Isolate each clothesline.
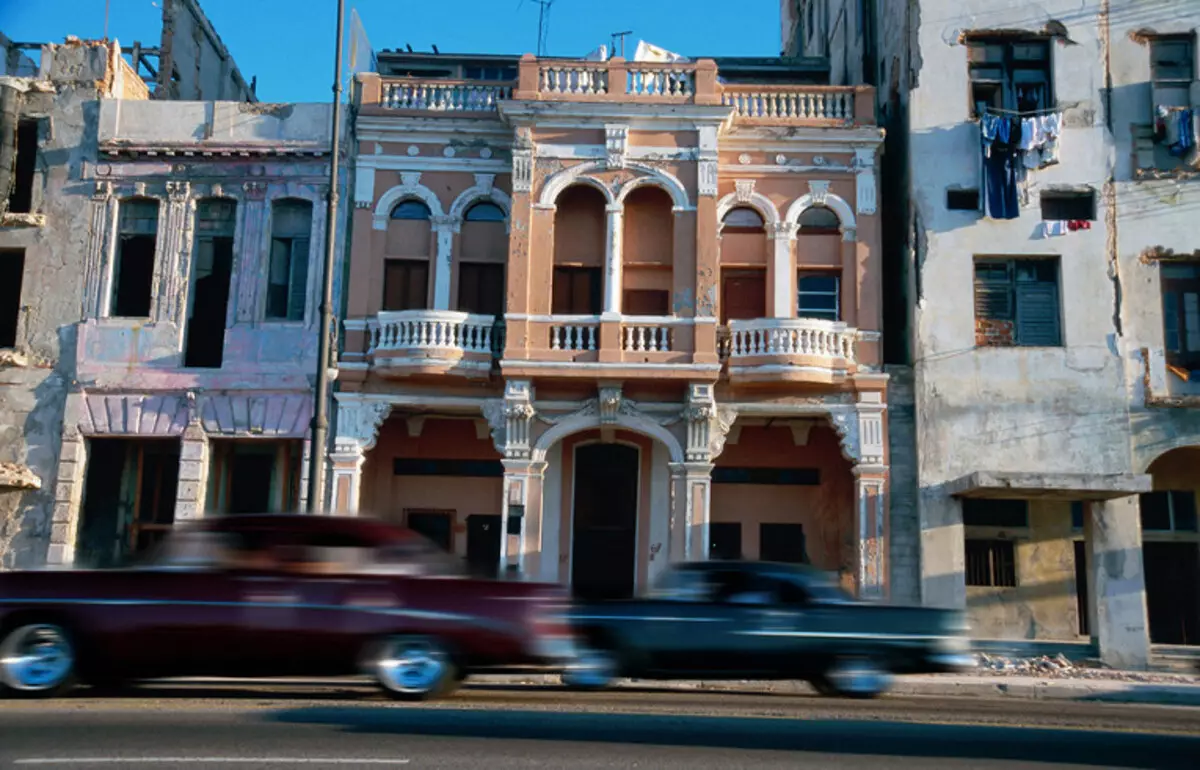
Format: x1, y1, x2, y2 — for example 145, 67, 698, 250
982, 104, 1062, 117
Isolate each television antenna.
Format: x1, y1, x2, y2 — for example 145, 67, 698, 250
611, 30, 632, 59
534, 0, 555, 57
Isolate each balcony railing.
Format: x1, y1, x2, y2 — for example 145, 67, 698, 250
367, 310, 497, 379
724, 317, 858, 384
549, 317, 601, 352
358, 57, 874, 125
622, 317, 683, 353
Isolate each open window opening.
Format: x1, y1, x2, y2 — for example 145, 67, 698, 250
0, 249, 23, 348
552, 185, 605, 315
266, 199, 312, 321
183, 198, 236, 368
7, 118, 38, 215
456, 201, 507, 316
1160, 262, 1200, 374
719, 207, 768, 325
967, 35, 1053, 117
1040, 189, 1096, 221
111, 198, 159, 318
797, 271, 840, 321
621, 185, 674, 316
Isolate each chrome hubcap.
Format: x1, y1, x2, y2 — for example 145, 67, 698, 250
827, 657, 891, 696
0, 624, 74, 692
376, 639, 448, 694
562, 647, 616, 688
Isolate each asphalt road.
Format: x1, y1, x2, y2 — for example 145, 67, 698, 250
1, 681, 1198, 769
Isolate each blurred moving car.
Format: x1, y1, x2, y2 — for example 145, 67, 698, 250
560, 561, 973, 698
0, 514, 575, 701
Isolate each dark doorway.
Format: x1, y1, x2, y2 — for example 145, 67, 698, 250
406, 510, 453, 552
0, 249, 24, 348
571, 443, 639, 601
466, 514, 502, 578
721, 268, 767, 323
1144, 541, 1200, 645
760, 523, 809, 564
77, 439, 180, 568
1073, 540, 1090, 636
709, 522, 742, 560
8, 119, 38, 214
229, 452, 274, 514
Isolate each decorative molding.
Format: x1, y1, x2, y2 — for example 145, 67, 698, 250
165, 180, 190, 202
539, 159, 689, 210
808, 180, 831, 206
857, 406, 885, 466
242, 181, 267, 201
854, 148, 877, 215
785, 186, 857, 230
599, 385, 623, 426
501, 380, 537, 459
734, 179, 756, 203
512, 150, 533, 194
200, 394, 311, 437
78, 393, 189, 437
715, 189, 780, 226
605, 124, 629, 169
710, 406, 738, 460
698, 125, 719, 198
353, 164, 376, 209
684, 384, 716, 462
372, 175, 445, 230
829, 406, 860, 464
448, 175, 513, 223
334, 400, 392, 453
699, 160, 718, 197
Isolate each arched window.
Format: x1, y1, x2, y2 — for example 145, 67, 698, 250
797, 205, 840, 233
391, 200, 431, 220
723, 207, 765, 231
185, 197, 238, 368
622, 186, 674, 316
552, 185, 605, 315
464, 201, 506, 222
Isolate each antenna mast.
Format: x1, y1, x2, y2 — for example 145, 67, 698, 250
611, 30, 632, 59
534, 0, 555, 57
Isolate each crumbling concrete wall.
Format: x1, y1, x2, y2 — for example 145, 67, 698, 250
155, 0, 254, 102
885, 364, 922, 604
0, 42, 106, 568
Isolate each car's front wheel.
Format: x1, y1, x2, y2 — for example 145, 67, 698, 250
560, 643, 619, 691
0, 622, 78, 698
810, 656, 892, 699
370, 636, 459, 701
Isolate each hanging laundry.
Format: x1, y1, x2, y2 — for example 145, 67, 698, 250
1066, 220, 1092, 232
1169, 108, 1195, 157
983, 147, 1020, 219
1041, 220, 1068, 238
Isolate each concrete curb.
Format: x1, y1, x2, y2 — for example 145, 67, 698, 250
155, 675, 1200, 707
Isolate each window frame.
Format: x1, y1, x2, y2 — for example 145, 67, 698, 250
797, 271, 841, 322
974, 256, 1063, 348
1139, 490, 1199, 533
383, 258, 432, 312
110, 198, 161, 319
265, 199, 314, 323
1161, 262, 1200, 370
965, 538, 1018, 587
1150, 35, 1196, 87
966, 35, 1054, 117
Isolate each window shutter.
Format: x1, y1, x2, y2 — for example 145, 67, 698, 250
974, 278, 1012, 321
1015, 279, 1060, 345
288, 238, 310, 321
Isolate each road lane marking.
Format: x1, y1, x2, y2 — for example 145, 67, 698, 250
15, 760, 410, 766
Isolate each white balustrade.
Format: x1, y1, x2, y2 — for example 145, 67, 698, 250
621, 319, 676, 353
382, 81, 512, 111
370, 311, 495, 355
539, 64, 609, 96
722, 88, 855, 121
626, 67, 694, 97
727, 318, 856, 361
549, 319, 600, 352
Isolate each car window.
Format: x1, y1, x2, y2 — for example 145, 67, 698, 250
709, 569, 781, 605
134, 528, 241, 570
365, 540, 465, 577
777, 570, 852, 605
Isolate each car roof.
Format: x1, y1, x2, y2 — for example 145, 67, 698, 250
673, 560, 827, 579
194, 513, 419, 546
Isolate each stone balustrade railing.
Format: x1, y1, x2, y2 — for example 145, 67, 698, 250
380, 79, 513, 112
726, 318, 856, 361
370, 310, 496, 354
621, 317, 683, 353
357, 59, 874, 125
548, 317, 601, 352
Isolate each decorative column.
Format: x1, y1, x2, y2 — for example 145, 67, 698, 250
82, 181, 116, 319
669, 385, 733, 562
770, 221, 798, 318
694, 124, 720, 363
158, 180, 194, 328
603, 203, 624, 316
329, 398, 392, 514
1084, 497, 1150, 669
431, 214, 458, 311
485, 380, 538, 575
234, 181, 268, 323
854, 148, 878, 216
833, 398, 889, 600
174, 397, 209, 521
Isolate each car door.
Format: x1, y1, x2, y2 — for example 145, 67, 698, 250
225, 528, 313, 676
700, 568, 795, 677
630, 568, 740, 676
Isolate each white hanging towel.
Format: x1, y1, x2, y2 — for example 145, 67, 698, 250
583, 45, 608, 62
633, 40, 689, 63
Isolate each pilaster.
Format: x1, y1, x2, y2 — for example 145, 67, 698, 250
501, 459, 547, 578
174, 420, 209, 520
431, 215, 458, 311
329, 398, 392, 514
669, 461, 714, 562
158, 180, 194, 327
83, 181, 116, 319
47, 394, 87, 567
234, 181, 268, 323
603, 204, 624, 316
769, 221, 798, 318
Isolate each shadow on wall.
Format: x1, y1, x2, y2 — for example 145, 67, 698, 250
262, 705, 1200, 768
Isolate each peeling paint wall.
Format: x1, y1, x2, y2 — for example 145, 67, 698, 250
0, 43, 106, 568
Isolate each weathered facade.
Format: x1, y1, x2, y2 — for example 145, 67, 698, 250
335, 49, 890, 599
788, 0, 1200, 666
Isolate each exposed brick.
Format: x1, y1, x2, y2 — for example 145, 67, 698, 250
975, 318, 1014, 347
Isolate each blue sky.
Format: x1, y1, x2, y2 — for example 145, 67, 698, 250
1, 0, 780, 102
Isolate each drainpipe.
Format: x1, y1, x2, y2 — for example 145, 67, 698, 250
0, 81, 21, 217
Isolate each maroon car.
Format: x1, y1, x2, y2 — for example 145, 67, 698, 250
0, 514, 577, 700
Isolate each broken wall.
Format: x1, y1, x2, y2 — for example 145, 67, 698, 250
156, 0, 254, 102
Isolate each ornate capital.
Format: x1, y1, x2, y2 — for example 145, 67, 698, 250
683, 383, 718, 462
165, 180, 190, 202
771, 221, 798, 240
334, 400, 392, 453
497, 379, 536, 458
242, 181, 267, 201
512, 150, 533, 194
92, 180, 113, 201
698, 160, 718, 197
474, 173, 495, 194
599, 385, 623, 425
400, 171, 422, 187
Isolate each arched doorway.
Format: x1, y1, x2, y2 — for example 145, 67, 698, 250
571, 442, 640, 600
1143, 447, 1200, 645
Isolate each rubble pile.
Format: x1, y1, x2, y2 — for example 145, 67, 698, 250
973, 653, 1199, 684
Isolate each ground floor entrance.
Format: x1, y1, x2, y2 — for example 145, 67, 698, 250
571, 442, 640, 601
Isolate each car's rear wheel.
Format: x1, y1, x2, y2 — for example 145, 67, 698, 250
560, 643, 619, 691
370, 636, 459, 701
0, 623, 77, 698
810, 656, 892, 699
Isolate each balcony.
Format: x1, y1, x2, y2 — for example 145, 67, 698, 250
367, 310, 498, 381
722, 318, 858, 385
357, 56, 874, 127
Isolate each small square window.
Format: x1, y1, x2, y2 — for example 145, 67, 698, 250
1151, 37, 1195, 84
1040, 190, 1096, 221
947, 188, 980, 211
966, 539, 1017, 587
